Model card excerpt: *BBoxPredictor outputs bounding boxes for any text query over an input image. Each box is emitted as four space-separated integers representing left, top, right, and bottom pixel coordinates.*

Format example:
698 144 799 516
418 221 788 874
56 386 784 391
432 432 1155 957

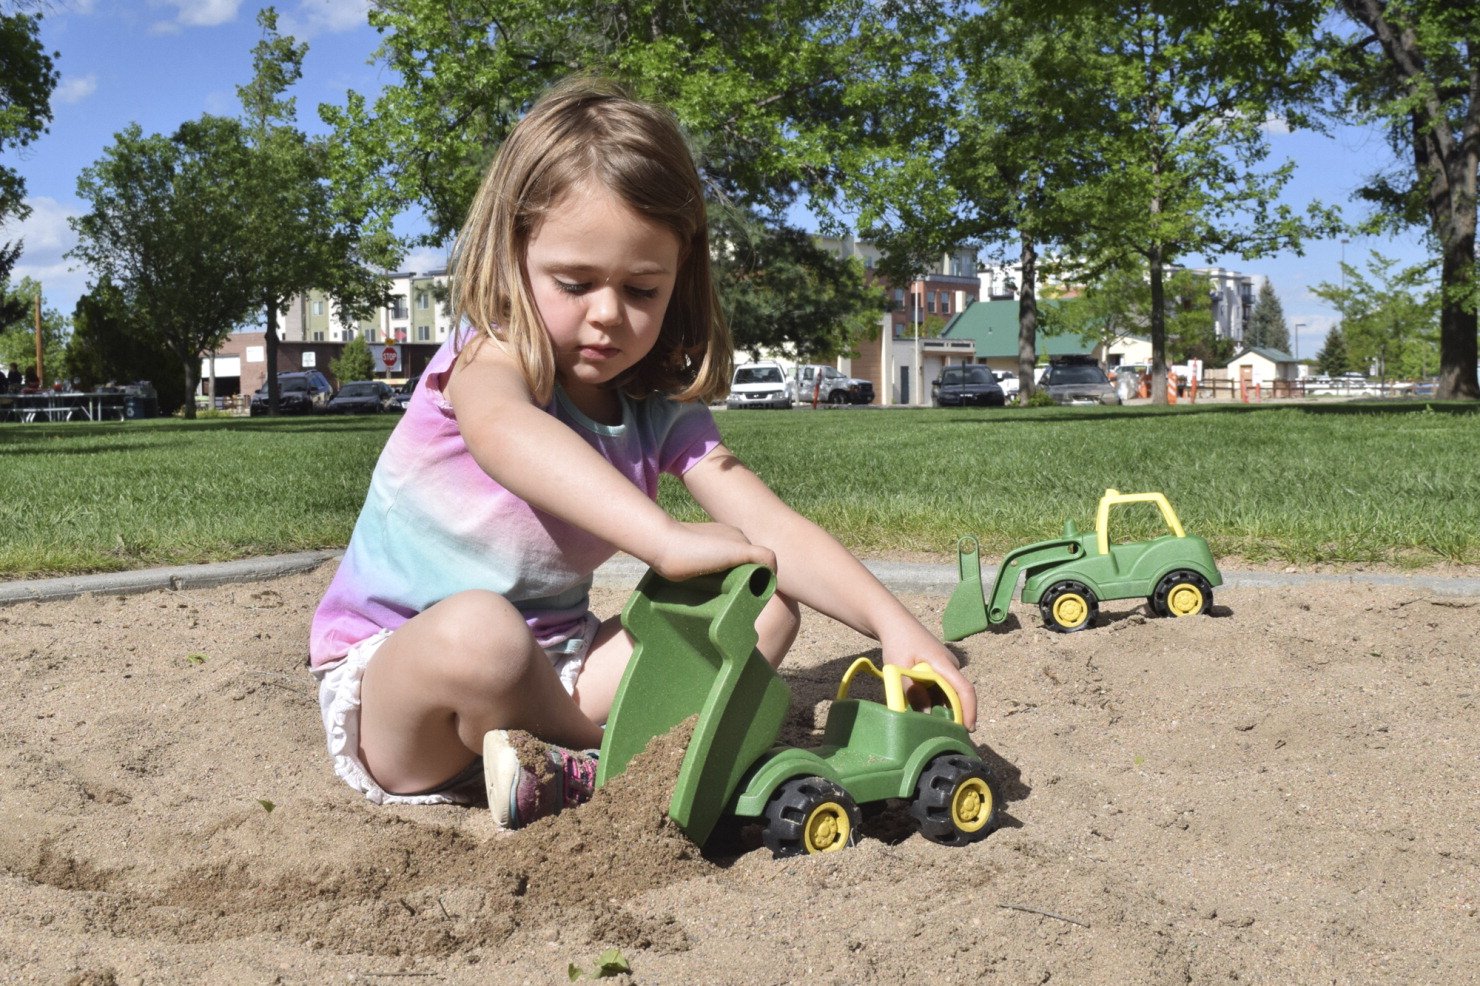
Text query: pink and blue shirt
309 336 722 669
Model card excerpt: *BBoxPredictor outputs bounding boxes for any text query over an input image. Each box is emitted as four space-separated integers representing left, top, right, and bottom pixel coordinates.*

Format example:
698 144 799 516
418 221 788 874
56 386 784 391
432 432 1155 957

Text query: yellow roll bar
1094 488 1185 556
836 658 964 726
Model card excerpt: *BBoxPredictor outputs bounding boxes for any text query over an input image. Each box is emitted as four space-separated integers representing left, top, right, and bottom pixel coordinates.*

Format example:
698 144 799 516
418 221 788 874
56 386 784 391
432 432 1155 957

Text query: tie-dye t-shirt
309 335 722 670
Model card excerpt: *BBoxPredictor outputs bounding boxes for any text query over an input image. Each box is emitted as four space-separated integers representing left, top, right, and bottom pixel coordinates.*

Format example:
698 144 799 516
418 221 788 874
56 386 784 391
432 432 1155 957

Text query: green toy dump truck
597 564 1000 857
944 488 1223 639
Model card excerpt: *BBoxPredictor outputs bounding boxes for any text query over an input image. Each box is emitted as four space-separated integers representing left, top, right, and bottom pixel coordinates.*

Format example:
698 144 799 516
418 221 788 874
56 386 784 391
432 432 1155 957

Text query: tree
1042 264 1227 365
320 0 941 356
0 275 65 383
710 205 885 362
1243 281 1292 352
237 8 387 416
63 279 188 411
1328 1 1479 399
1027 2 1335 402
330 335 373 386
70 119 259 418
1312 251 1440 383
1314 325 1352 376
0 9 59 325
938 6 1122 404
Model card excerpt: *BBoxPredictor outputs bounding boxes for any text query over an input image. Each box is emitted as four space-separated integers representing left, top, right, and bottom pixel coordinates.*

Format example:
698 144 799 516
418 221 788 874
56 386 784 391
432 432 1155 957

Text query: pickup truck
795 363 874 405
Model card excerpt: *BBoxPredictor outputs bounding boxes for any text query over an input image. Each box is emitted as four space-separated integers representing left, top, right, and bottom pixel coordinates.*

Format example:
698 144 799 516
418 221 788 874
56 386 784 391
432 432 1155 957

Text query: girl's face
524 180 682 421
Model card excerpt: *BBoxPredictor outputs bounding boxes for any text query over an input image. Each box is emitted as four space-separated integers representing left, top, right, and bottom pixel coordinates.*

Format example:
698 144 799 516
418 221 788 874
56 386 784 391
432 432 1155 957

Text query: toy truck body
944 489 1222 638
598 564 999 857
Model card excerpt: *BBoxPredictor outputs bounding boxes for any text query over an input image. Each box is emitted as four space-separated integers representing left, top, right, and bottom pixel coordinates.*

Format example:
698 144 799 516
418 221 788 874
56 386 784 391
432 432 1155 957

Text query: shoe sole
482 730 522 830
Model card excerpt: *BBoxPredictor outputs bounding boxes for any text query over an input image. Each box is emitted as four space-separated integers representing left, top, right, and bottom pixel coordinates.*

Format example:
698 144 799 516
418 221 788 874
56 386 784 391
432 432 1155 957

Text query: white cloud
402 246 451 276
55 74 98 105
281 0 370 38
1260 114 1292 136
150 0 244 32
2 197 92 314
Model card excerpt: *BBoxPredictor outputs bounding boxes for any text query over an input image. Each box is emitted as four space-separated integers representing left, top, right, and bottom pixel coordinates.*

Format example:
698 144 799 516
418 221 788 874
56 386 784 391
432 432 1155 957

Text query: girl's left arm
683 443 977 730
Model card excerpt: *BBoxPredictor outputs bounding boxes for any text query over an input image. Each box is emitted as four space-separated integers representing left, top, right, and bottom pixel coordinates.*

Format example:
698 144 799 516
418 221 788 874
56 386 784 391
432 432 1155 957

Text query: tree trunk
1341 0 1478 400
1017 231 1038 404
181 359 200 421
264 297 281 414
1148 245 1167 404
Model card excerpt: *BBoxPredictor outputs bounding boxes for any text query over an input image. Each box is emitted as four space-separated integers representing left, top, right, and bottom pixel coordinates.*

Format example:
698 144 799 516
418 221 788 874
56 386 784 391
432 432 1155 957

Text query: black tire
1039 580 1098 633
910 754 999 846
1151 570 1213 618
761 776 862 857
828 390 848 405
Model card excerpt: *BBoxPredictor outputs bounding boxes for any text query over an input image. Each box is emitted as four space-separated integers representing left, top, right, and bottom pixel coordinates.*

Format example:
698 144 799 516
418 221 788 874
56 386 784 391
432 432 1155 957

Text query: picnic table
0 391 130 423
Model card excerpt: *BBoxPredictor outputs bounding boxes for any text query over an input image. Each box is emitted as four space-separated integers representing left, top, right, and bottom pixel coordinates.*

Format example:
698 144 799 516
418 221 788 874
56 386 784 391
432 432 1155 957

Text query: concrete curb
3 550 1477 607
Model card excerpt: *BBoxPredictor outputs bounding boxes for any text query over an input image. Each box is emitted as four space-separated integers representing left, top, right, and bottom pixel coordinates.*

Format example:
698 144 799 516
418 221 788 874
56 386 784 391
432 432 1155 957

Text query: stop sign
379 345 401 371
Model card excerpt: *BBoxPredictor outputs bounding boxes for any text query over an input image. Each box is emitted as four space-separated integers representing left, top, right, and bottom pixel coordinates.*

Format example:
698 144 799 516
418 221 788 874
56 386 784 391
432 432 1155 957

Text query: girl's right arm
445 342 774 580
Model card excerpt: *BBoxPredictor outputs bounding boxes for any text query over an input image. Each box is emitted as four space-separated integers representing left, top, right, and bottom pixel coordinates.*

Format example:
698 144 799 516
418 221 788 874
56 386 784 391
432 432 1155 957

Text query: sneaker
483 729 599 830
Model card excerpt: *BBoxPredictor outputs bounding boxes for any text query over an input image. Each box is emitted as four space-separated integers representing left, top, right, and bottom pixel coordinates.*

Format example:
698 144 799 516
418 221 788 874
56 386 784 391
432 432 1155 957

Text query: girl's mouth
580 346 621 360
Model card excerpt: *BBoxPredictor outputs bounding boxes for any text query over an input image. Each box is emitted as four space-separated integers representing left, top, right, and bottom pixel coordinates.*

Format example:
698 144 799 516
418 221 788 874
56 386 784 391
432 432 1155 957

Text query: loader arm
985 538 1087 625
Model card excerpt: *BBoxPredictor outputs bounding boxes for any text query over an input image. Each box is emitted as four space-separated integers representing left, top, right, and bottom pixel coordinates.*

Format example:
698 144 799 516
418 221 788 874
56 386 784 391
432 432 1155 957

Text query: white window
417 291 429 310
311 300 324 316
418 325 431 341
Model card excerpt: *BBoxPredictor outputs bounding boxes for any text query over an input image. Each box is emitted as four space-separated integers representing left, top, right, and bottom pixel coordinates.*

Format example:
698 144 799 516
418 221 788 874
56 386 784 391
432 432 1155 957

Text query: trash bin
123 381 158 419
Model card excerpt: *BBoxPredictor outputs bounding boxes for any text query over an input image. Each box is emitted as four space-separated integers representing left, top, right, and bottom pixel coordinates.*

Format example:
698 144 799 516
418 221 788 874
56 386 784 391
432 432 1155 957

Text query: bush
1025 388 1056 407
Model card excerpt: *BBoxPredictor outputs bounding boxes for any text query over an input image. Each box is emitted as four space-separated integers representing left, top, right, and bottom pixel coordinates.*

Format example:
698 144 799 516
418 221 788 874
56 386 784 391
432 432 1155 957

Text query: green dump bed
596 564 791 847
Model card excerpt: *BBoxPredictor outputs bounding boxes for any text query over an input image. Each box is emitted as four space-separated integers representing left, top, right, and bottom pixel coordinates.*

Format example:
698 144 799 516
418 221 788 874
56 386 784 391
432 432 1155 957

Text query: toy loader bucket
596 564 791 847
943 535 989 642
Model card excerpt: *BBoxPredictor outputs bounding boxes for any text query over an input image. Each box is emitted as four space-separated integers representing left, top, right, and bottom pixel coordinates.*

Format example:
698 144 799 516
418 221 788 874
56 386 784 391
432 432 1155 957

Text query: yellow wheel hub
803 802 851 853
951 778 993 833
1166 582 1203 616
1052 592 1089 628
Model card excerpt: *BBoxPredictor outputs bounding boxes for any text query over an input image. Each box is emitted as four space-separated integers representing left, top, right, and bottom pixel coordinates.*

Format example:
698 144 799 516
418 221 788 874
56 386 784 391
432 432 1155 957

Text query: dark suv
1040 355 1121 406
932 364 1006 407
249 370 333 416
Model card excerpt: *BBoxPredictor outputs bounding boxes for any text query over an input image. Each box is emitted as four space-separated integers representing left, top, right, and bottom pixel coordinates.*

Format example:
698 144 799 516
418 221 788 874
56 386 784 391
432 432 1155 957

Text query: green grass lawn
2 401 1477 578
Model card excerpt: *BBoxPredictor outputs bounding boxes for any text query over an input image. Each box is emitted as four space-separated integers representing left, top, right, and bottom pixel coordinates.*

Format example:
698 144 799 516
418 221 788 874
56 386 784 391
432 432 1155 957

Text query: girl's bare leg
357 589 604 795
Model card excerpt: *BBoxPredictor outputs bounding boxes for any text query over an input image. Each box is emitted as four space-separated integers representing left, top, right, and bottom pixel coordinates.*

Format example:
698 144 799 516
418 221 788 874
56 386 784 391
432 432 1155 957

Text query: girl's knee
416 590 542 692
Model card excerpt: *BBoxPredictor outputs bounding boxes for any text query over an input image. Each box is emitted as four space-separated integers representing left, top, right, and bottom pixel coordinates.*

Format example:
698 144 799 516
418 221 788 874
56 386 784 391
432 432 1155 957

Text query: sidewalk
2 550 1478 606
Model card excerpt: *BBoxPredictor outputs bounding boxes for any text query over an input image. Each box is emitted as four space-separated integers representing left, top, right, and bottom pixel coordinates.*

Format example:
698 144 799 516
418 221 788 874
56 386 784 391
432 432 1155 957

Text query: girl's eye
626 286 660 300
555 279 589 295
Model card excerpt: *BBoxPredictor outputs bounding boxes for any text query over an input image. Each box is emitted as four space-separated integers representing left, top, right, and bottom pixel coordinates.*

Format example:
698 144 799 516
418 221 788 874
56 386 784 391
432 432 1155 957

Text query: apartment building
281 269 455 345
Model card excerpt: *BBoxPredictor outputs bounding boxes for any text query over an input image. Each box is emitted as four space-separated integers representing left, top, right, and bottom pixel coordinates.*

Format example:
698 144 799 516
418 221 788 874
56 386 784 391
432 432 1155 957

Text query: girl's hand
649 522 777 583
879 621 978 731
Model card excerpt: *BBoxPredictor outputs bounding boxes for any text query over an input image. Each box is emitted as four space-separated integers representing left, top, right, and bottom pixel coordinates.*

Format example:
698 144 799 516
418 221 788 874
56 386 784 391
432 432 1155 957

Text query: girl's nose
588 287 622 326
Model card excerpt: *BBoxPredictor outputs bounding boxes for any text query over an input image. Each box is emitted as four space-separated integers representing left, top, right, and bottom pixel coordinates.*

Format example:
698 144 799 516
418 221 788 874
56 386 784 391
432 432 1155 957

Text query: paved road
2 550 1477 607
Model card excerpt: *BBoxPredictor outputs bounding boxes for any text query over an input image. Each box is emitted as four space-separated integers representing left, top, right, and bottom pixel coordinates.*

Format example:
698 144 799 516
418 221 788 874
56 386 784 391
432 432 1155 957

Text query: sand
1 562 1476 984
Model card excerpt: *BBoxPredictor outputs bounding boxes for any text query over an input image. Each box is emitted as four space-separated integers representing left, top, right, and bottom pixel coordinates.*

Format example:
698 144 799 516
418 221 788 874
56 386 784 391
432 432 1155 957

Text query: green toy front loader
944 489 1222 639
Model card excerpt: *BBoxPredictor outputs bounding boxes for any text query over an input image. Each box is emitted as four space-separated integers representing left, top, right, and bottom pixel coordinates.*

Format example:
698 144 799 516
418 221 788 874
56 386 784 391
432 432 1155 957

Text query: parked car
1039 355 1122 406
932 364 1006 407
326 380 395 414
794 363 875 405
727 362 794 409
993 370 1021 400
248 370 333 416
390 374 421 412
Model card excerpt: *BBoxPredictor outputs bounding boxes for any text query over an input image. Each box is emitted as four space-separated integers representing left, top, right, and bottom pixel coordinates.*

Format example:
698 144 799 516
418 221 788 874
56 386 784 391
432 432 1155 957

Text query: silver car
1040 356 1122 406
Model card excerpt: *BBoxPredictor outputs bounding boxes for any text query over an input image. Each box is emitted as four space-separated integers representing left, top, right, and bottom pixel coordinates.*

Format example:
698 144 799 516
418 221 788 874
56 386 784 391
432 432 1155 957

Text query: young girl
309 76 976 829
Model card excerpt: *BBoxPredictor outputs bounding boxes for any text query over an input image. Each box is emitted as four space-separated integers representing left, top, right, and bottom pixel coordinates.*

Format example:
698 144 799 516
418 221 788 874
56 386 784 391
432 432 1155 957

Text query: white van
726 361 794 409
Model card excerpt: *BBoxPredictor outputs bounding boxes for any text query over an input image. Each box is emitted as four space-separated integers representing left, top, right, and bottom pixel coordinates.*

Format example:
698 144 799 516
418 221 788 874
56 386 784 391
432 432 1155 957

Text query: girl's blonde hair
451 76 732 405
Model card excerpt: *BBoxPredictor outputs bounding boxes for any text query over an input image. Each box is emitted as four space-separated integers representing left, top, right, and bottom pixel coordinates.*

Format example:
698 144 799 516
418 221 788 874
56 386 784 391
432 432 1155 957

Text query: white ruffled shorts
313 613 600 805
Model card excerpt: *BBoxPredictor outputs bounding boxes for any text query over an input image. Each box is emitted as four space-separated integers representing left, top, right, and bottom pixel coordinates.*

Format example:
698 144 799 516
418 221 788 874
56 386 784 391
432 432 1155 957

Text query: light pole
1293 321 1306 362
912 282 922 407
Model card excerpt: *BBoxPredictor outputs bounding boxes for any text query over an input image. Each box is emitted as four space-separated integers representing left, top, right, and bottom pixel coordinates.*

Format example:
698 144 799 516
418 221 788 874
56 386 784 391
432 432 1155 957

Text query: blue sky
5 1 1436 361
